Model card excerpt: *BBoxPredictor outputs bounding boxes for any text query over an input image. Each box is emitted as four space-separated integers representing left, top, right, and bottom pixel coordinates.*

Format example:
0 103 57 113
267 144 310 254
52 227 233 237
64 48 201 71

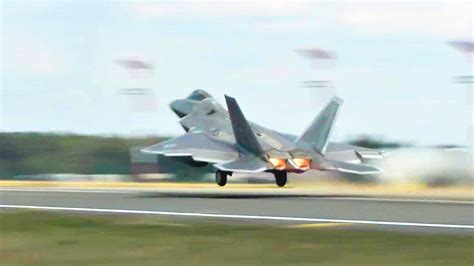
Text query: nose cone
170 99 196 118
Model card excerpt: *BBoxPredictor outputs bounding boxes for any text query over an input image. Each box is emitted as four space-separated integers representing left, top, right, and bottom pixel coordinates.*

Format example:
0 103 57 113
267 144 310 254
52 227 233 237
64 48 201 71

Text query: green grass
1 211 473 266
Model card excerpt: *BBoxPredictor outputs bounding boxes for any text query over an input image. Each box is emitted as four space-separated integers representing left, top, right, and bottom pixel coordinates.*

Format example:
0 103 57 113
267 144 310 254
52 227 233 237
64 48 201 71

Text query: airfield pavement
1 181 473 235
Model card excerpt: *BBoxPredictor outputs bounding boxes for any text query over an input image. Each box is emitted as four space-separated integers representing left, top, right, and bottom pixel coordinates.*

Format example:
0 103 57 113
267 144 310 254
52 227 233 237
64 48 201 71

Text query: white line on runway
1 204 473 230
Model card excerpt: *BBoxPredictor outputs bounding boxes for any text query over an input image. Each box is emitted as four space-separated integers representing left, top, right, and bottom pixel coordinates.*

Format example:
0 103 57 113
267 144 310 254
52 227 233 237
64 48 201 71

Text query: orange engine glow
268 158 287 170
292 158 312 170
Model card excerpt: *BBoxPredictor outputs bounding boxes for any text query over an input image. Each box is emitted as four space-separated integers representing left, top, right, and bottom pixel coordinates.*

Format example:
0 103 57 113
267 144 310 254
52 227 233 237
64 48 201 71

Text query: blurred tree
0 133 167 178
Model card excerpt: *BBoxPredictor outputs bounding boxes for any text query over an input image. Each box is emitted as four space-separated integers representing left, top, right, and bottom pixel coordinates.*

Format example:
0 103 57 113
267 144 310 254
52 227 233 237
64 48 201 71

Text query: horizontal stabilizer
355 150 385 160
215 156 269 173
327 160 382 175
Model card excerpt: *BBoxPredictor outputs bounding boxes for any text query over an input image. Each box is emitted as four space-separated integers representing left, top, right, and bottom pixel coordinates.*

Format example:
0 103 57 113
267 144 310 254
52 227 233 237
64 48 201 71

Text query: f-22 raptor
142 90 383 187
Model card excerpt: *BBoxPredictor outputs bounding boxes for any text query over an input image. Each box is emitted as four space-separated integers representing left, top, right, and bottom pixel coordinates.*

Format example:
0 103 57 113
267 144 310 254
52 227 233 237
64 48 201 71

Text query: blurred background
1 0 473 185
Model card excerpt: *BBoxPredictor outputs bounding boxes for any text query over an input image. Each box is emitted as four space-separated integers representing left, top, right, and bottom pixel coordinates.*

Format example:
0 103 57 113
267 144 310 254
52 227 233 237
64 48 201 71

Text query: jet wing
141 132 238 163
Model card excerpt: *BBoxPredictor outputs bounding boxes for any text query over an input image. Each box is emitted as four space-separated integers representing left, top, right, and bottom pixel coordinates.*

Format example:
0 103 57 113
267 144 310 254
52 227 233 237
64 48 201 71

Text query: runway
1 187 473 234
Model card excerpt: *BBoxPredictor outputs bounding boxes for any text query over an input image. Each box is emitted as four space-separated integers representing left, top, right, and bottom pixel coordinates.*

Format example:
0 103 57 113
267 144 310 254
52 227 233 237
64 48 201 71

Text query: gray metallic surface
295 96 343 154
215 155 270 173
143 132 238 163
225 95 266 159
143 90 385 175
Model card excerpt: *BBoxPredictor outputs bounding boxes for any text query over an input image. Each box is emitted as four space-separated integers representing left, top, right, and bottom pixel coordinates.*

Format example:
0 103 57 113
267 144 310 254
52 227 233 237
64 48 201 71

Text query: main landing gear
273 170 287 187
215 170 287 187
215 171 231 187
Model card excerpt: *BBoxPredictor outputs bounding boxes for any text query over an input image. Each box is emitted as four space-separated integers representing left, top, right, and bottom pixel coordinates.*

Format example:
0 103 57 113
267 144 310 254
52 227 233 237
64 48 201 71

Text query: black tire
275 171 287 187
215 171 228 187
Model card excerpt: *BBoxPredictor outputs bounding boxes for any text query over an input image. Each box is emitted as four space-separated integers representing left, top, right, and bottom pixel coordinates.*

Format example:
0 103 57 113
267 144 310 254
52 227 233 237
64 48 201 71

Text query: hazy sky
1 1 473 146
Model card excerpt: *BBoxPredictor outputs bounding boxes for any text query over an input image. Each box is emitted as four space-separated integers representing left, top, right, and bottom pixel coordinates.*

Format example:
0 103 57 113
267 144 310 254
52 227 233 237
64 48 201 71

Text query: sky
1 0 473 146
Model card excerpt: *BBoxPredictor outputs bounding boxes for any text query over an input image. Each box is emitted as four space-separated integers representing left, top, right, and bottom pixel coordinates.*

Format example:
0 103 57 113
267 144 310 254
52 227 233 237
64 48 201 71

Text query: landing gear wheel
274 171 287 187
215 171 228 187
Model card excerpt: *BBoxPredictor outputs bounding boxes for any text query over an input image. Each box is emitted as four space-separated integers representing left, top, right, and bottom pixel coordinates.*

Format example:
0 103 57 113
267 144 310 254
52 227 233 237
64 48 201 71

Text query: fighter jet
142 90 383 187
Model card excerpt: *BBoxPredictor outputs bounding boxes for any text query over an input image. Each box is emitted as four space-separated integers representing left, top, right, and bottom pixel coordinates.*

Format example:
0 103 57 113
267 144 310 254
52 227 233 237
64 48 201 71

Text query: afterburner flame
292 158 312 171
268 158 287 170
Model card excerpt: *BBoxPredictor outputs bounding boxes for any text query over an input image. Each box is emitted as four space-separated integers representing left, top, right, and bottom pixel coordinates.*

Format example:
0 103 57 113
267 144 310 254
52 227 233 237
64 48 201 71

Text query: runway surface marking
287 223 353 229
1 188 472 205
1 204 473 230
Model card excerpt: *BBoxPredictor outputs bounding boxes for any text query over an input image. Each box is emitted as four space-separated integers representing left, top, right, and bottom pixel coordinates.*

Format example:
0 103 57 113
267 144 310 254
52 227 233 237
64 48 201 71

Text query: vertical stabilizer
296 96 343 154
225 95 266 160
